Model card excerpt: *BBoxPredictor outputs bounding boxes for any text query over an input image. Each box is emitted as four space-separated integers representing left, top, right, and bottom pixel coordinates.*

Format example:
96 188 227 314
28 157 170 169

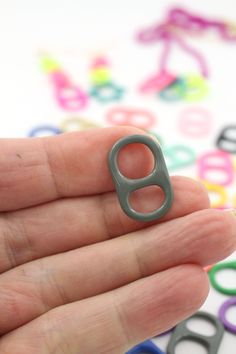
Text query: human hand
0 126 235 354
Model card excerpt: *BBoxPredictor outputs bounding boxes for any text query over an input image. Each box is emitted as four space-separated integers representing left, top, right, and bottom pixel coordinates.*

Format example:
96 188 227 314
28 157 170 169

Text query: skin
0 125 235 354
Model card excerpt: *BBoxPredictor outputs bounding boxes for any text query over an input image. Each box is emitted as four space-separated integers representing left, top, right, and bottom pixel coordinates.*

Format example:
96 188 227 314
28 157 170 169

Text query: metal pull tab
108 134 174 222
167 311 224 354
126 340 165 354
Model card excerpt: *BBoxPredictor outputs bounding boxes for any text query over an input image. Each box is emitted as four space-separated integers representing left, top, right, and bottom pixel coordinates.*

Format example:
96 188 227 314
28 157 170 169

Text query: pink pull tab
55 84 88 112
106 107 157 129
91 56 110 69
50 71 88 112
140 72 176 93
50 71 70 87
197 150 234 186
178 107 213 138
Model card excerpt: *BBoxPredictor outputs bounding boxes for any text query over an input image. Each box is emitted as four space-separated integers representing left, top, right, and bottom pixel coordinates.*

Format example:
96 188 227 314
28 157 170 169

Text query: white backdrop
0 0 235 353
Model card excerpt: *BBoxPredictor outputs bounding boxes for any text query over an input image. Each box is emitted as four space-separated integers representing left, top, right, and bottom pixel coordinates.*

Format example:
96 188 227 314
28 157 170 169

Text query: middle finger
0 176 209 272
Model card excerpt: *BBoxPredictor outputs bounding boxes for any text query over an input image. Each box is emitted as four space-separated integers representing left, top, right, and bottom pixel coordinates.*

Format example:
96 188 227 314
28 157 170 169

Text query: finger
0 126 154 211
0 209 234 334
0 176 210 271
0 265 209 354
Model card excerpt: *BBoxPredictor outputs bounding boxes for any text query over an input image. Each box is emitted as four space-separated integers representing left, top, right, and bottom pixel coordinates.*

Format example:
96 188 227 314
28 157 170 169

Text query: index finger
0 126 153 211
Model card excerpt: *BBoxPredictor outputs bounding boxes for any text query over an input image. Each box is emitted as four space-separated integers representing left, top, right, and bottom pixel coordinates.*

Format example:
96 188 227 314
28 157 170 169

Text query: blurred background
0 0 235 353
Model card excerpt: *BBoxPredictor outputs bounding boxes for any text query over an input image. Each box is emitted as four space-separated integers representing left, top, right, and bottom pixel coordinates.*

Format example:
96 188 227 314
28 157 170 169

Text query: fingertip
119 264 209 346
200 208 236 259
174 264 210 311
156 264 209 326
172 176 211 211
216 209 236 253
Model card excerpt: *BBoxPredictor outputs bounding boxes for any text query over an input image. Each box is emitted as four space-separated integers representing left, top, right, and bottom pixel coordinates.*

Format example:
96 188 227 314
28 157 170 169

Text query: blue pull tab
216 125 236 154
126 340 165 353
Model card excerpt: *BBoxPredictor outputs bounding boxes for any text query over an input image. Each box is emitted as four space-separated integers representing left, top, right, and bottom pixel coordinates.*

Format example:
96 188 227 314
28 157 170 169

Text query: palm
0 126 235 354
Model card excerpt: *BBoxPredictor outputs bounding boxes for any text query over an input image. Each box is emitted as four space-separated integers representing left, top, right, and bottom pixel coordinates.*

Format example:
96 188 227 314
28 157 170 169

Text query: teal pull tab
216 125 236 154
108 134 174 222
90 81 124 103
158 78 185 102
164 144 196 171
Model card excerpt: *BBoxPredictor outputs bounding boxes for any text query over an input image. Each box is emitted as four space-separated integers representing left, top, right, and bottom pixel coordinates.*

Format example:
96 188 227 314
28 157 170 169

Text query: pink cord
172 33 209 77
159 37 172 74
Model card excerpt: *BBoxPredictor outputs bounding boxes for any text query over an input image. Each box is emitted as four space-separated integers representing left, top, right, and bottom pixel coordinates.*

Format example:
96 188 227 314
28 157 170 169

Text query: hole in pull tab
221 126 236 140
117 142 155 179
215 268 236 290
129 185 165 214
226 306 236 326
186 317 217 337
175 340 208 354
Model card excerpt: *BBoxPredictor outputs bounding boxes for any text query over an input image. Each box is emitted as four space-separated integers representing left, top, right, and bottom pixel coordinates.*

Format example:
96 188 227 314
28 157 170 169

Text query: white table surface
0 0 235 353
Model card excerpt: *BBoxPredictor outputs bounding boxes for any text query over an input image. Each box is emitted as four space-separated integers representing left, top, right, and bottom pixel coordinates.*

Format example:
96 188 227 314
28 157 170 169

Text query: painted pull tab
90 81 124 103
106 107 157 129
164 144 196 171
219 297 236 335
126 340 165 354
216 125 236 154
139 72 176 94
167 311 224 354
209 260 236 296
108 134 174 222
52 72 88 111
158 78 185 102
